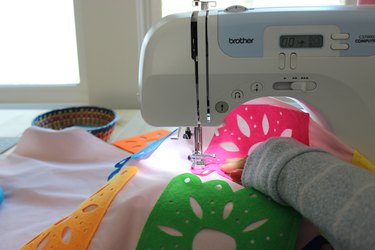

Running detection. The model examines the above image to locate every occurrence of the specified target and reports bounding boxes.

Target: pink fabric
[358,0,375,4]
[191,97,355,180]
[261,98,353,162]
[192,103,310,179]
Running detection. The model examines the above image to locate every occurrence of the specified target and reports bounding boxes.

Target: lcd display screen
[280,35,323,48]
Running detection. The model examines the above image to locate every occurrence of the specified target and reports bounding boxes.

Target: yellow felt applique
[352,150,375,173]
[21,166,138,250]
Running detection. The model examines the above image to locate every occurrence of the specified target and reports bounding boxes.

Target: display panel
[280,35,323,48]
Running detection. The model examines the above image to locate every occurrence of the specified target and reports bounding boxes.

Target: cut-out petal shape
[158,225,183,237]
[237,114,250,137]
[220,142,240,152]
[37,233,49,250]
[242,218,268,232]
[201,169,212,175]
[214,128,220,137]
[262,114,269,135]
[82,204,98,213]
[61,226,72,244]
[190,197,203,219]
[280,129,292,137]
[223,201,234,220]
[192,229,236,249]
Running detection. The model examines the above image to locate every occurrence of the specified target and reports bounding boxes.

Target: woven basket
[32,106,118,141]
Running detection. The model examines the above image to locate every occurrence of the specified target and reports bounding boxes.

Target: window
[0,1,142,108]
[0,0,79,86]
[0,0,88,107]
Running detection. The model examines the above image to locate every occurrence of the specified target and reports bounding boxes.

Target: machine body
[139,5,375,163]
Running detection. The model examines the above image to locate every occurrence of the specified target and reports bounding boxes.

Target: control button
[331,33,350,40]
[251,82,263,93]
[225,5,247,12]
[231,89,244,100]
[290,53,297,70]
[330,43,349,50]
[278,53,286,70]
[215,101,229,113]
[291,81,317,91]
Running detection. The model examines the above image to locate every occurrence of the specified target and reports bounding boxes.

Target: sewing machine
[139,5,375,164]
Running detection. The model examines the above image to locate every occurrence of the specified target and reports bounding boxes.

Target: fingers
[229,169,243,184]
[225,157,246,163]
[220,157,246,173]
[220,157,247,184]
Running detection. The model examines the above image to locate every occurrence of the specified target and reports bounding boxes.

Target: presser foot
[188,152,216,168]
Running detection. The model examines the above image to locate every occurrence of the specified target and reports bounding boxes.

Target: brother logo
[228,37,254,44]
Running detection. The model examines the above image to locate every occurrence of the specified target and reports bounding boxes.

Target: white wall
[78,0,140,109]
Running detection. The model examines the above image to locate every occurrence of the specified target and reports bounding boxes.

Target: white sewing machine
[139,5,375,164]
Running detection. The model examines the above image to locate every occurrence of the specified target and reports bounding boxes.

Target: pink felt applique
[191,104,310,180]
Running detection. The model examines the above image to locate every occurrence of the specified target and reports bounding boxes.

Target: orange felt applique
[21,166,138,250]
[112,129,170,153]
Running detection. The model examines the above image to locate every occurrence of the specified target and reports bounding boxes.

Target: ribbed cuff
[241,137,326,205]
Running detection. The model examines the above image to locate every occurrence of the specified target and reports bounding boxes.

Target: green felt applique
[136,173,301,250]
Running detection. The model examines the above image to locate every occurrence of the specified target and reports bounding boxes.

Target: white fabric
[0,121,314,249]
[0,125,245,250]
[0,127,128,249]
[91,128,243,250]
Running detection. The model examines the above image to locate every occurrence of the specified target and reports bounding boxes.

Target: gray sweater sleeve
[241,138,375,250]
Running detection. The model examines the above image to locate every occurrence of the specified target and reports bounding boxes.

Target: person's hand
[220,157,247,183]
